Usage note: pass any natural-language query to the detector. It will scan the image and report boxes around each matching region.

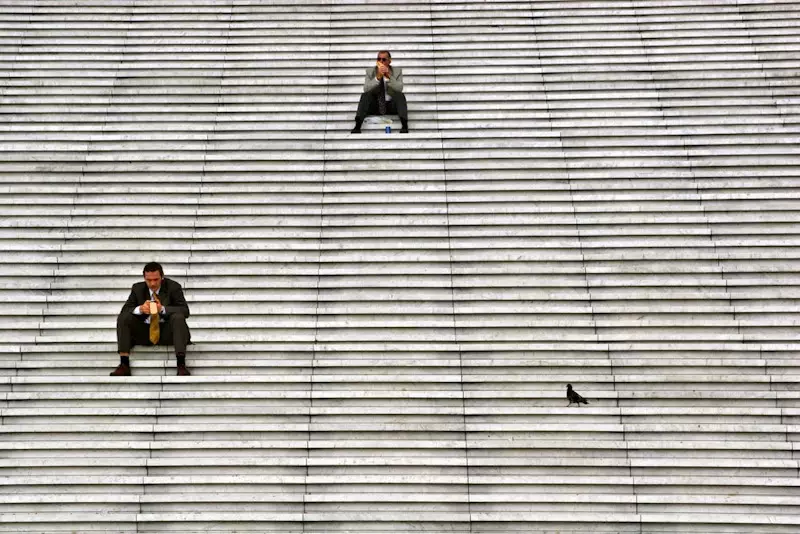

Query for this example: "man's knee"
[358,91,372,106]
[117,312,136,327]
[392,93,408,112]
[169,312,187,325]
[361,87,382,103]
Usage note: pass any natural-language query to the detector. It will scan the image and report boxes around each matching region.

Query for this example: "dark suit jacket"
[120,278,190,321]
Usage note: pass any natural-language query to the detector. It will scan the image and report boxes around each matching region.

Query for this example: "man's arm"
[121,286,142,315]
[363,68,380,93]
[164,282,190,318]
[386,69,403,95]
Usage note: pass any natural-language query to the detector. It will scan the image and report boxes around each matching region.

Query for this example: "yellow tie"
[149,294,160,345]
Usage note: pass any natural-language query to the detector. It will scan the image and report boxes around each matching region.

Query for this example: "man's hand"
[377,62,389,79]
[152,296,164,314]
[140,301,163,314]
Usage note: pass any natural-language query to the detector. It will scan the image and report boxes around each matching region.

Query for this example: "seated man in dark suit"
[111,262,192,376]
[351,50,409,133]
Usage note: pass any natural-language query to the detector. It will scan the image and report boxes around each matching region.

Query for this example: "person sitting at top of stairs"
[351,50,409,133]
[111,262,192,377]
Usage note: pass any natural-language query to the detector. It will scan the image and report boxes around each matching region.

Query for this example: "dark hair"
[377,50,391,59]
[143,262,164,277]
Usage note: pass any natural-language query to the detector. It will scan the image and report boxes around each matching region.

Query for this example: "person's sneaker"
[110,363,131,376]
[350,126,361,134]
[400,126,409,133]
[177,365,192,376]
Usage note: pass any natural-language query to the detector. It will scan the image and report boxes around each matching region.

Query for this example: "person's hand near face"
[376,55,391,79]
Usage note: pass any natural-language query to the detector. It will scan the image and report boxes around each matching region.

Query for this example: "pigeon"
[566,384,589,407]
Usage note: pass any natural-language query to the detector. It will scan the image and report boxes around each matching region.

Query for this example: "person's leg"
[168,313,189,355]
[112,313,147,375]
[116,312,134,356]
[352,88,380,133]
[158,313,191,375]
[390,93,409,132]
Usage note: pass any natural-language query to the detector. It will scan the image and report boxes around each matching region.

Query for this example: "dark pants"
[355,86,408,124]
[117,312,190,354]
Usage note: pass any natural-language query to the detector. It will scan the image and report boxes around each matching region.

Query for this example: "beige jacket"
[363,66,404,97]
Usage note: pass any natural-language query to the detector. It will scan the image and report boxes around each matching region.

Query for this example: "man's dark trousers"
[117,312,190,354]
[355,86,408,124]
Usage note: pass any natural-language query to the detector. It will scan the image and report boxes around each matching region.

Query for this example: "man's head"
[377,50,391,67]
[142,262,164,293]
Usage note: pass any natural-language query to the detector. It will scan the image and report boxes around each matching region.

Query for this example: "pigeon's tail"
[572,394,589,405]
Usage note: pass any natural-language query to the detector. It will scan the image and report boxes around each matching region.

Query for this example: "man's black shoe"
[351,126,361,134]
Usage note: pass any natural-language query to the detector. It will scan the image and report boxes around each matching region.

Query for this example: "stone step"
[3,0,800,531]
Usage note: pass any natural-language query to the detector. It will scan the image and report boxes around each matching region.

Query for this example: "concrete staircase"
[1,0,799,532]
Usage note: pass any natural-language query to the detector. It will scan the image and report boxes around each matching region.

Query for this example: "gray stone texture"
[0,0,799,532]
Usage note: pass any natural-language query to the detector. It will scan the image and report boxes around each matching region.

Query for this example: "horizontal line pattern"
[0,0,799,532]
